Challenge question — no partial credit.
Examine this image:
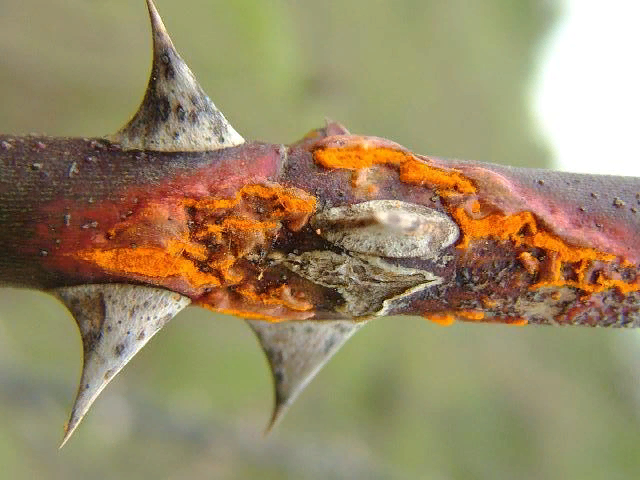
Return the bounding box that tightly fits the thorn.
[110,0,244,151]
[53,284,190,447]
[246,319,367,432]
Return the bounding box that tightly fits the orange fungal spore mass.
[314,146,476,194]
[70,184,317,309]
[452,206,638,295]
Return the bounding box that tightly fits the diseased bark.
[4,0,640,445]
[0,136,281,288]
[2,130,640,327]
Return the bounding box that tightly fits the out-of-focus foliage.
[2,1,640,479]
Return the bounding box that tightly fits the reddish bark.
[2,128,640,328]
[5,0,640,445]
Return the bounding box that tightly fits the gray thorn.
[110,0,244,151]
[246,319,367,431]
[53,284,190,447]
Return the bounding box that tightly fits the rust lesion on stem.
[312,135,476,194]
[3,0,640,445]
[304,133,640,327]
[64,182,317,320]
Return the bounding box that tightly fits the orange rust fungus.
[74,243,220,288]
[198,303,289,322]
[193,218,279,242]
[235,284,314,312]
[457,310,485,321]
[71,184,317,292]
[424,313,456,326]
[481,297,498,308]
[183,184,316,224]
[425,310,483,325]
[426,311,527,327]
[452,205,640,295]
[220,309,285,321]
[196,288,314,322]
[425,310,482,326]
[166,237,209,261]
[313,146,476,194]
[518,252,540,275]
[505,318,528,326]
[470,200,481,214]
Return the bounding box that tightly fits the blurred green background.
[2,1,640,479]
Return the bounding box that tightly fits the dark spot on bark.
[613,197,625,208]
[137,330,146,341]
[161,52,175,79]
[334,323,351,334]
[157,96,171,122]
[456,267,473,288]
[115,343,125,356]
[591,192,599,199]
[266,348,284,365]
[537,179,544,185]
[323,335,337,354]
[176,104,186,122]
[83,328,103,353]
[218,134,225,144]
[274,368,285,386]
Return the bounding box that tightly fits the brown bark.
[2,130,640,328]
[4,0,640,445]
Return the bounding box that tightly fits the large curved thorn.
[53,284,190,447]
[110,0,244,151]
[247,319,368,431]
